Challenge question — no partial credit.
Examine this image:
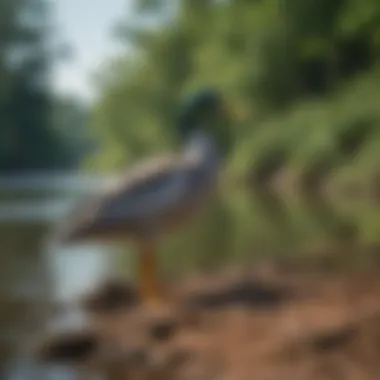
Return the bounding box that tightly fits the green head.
[177,88,233,153]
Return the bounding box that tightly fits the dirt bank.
[35,262,380,380]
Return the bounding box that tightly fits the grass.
[229,69,380,194]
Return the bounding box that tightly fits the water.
[1,173,380,378]
[0,174,115,379]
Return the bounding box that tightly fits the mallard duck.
[55,89,234,304]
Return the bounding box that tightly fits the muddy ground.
[35,262,380,380]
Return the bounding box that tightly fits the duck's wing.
[55,154,194,243]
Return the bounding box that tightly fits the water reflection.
[0,175,113,379]
[0,174,380,378]
[0,223,50,377]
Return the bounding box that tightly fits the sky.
[52,0,133,102]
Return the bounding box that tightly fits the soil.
[35,261,380,380]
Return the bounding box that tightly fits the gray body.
[56,130,221,244]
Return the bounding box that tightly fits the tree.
[0,0,74,172]
[88,0,380,173]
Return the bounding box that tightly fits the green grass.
[229,70,380,192]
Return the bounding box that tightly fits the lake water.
[0,174,116,379]
[1,173,380,379]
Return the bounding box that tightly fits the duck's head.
[177,88,231,140]
[177,88,248,155]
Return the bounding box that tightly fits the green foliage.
[231,70,380,188]
[0,0,86,172]
[88,0,380,191]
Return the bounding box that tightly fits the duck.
[54,88,235,305]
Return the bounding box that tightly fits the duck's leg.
[138,240,164,303]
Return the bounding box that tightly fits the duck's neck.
[181,128,221,169]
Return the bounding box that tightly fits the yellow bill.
[222,99,250,122]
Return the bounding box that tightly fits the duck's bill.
[222,100,250,122]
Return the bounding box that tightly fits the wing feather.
[55,154,193,243]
